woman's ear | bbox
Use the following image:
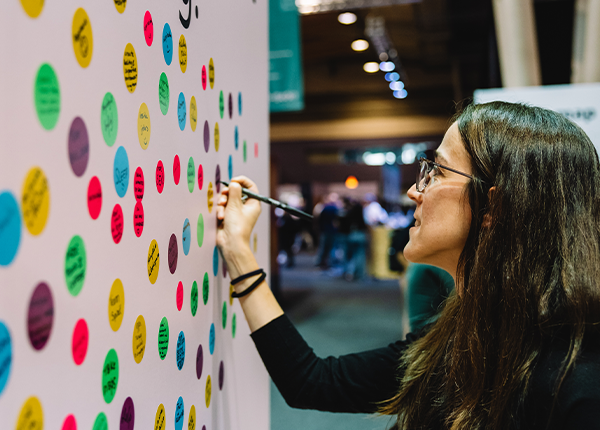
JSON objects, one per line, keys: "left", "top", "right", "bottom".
{"left": 482, "top": 186, "right": 496, "bottom": 228}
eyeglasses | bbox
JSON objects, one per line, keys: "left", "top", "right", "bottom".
{"left": 416, "top": 150, "right": 480, "bottom": 193}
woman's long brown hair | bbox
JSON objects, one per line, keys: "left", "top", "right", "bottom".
{"left": 380, "top": 102, "right": 600, "bottom": 429}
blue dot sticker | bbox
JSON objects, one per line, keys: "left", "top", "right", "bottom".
{"left": 174, "top": 396, "right": 184, "bottom": 430}
{"left": 176, "top": 331, "right": 185, "bottom": 370}
{"left": 209, "top": 323, "right": 215, "bottom": 355}
{"left": 212, "top": 246, "right": 218, "bottom": 277}
{"left": 182, "top": 218, "right": 191, "bottom": 256}
{"left": 177, "top": 92, "right": 186, "bottom": 131}
{"left": 234, "top": 126, "right": 239, "bottom": 150}
{"left": 0, "top": 321, "right": 12, "bottom": 395}
{"left": 228, "top": 155, "right": 233, "bottom": 181}
{"left": 238, "top": 92, "right": 242, "bottom": 116}
{"left": 0, "top": 191, "right": 22, "bottom": 266}
{"left": 162, "top": 23, "right": 173, "bottom": 66}
{"left": 113, "top": 146, "right": 129, "bottom": 198}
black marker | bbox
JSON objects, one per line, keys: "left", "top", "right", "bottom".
{"left": 220, "top": 181, "right": 313, "bottom": 221}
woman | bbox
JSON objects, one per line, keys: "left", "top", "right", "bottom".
{"left": 216, "top": 101, "right": 600, "bottom": 429}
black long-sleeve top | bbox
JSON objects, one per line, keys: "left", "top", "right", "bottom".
{"left": 251, "top": 314, "right": 600, "bottom": 429}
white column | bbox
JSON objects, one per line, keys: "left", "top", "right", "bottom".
{"left": 572, "top": 0, "right": 600, "bottom": 83}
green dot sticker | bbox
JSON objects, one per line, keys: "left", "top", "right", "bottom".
{"left": 232, "top": 313, "right": 237, "bottom": 338}
{"left": 65, "top": 235, "right": 87, "bottom": 296}
{"left": 158, "top": 316, "right": 169, "bottom": 360}
{"left": 191, "top": 281, "right": 198, "bottom": 316}
{"left": 187, "top": 157, "right": 195, "bottom": 193}
{"left": 159, "top": 72, "right": 169, "bottom": 115}
{"left": 196, "top": 213, "right": 204, "bottom": 247}
{"left": 93, "top": 412, "right": 108, "bottom": 430}
{"left": 243, "top": 140, "right": 247, "bottom": 162}
{"left": 202, "top": 272, "right": 209, "bottom": 305}
{"left": 101, "top": 92, "right": 118, "bottom": 147}
{"left": 219, "top": 91, "right": 224, "bottom": 119}
{"left": 222, "top": 302, "right": 227, "bottom": 329}
{"left": 102, "top": 348, "right": 119, "bottom": 404}
{"left": 35, "top": 63, "right": 61, "bottom": 130}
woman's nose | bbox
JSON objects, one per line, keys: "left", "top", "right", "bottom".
{"left": 407, "top": 183, "right": 421, "bottom": 203}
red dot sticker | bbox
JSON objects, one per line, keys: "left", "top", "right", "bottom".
{"left": 134, "top": 167, "right": 144, "bottom": 201}
{"left": 134, "top": 201, "right": 144, "bottom": 237}
{"left": 254, "top": 143, "right": 259, "bottom": 158}
{"left": 173, "top": 155, "right": 181, "bottom": 185}
{"left": 156, "top": 160, "right": 165, "bottom": 194}
{"left": 111, "top": 204, "right": 124, "bottom": 244}
{"left": 143, "top": 11, "right": 153, "bottom": 46}
{"left": 72, "top": 318, "right": 89, "bottom": 365}
{"left": 201, "top": 65, "right": 207, "bottom": 90}
{"left": 61, "top": 414, "right": 77, "bottom": 430}
{"left": 87, "top": 176, "right": 102, "bottom": 220}
{"left": 176, "top": 281, "right": 183, "bottom": 311}
{"left": 197, "top": 164, "right": 203, "bottom": 190}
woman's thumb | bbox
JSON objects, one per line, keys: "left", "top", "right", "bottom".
{"left": 227, "top": 182, "right": 244, "bottom": 209}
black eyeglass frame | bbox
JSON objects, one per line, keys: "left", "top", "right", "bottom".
{"left": 416, "top": 153, "right": 488, "bottom": 193}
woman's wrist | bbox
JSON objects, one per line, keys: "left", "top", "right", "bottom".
{"left": 223, "top": 245, "right": 258, "bottom": 280}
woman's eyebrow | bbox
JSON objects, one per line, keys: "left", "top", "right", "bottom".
{"left": 434, "top": 150, "right": 449, "bottom": 165}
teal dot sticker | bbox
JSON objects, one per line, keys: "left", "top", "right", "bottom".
{"left": 232, "top": 313, "right": 237, "bottom": 338}
{"left": 159, "top": 72, "right": 170, "bottom": 115}
{"left": 182, "top": 218, "right": 191, "bottom": 255}
{"left": 191, "top": 281, "right": 198, "bottom": 316}
{"left": 202, "top": 272, "right": 209, "bottom": 305}
{"left": 196, "top": 213, "right": 204, "bottom": 247}
{"left": 209, "top": 323, "right": 215, "bottom": 355}
{"left": 35, "top": 63, "right": 61, "bottom": 130}
{"left": 175, "top": 396, "right": 184, "bottom": 430}
{"left": 222, "top": 302, "right": 227, "bottom": 329}
{"left": 92, "top": 412, "right": 108, "bottom": 430}
{"left": 102, "top": 348, "right": 119, "bottom": 404}
{"left": 65, "top": 235, "right": 86, "bottom": 296}
{"left": 238, "top": 92, "right": 242, "bottom": 116}
{"left": 234, "top": 126, "right": 239, "bottom": 150}
{"left": 212, "top": 246, "right": 218, "bottom": 276}
{"left": 162, "top": 23, "right": 173, "bottom": 65}
{"left": 228, "top": 155, "right": 233, "bottom": 181}
{"left": 219, "top": 90, "right": 224, "bottom": 119}
{"left": 243, "top": 140, "right": 247, "bottom": 162}
{"left": 158, "top": 316, "right": 169, "bottom": 360}
{"left": 176, "top": 331, "right": 185, "bottom": 370}
{"left": 0, "top": 191, "right": 22, "bottom": 266}
{"left": 113, "top": 146, "right": 129, "bottom": 198}
{"left": 101, "top": 92, "right": 118, "bottom": 147}
{"left": 177, "top": 92, "right": 186, "bottom": 131}
{"left": 0, "top": 321, "right": 12, "bottom": 395}
{"left": 187, "top": 157, "right": 195, "bottom": 193}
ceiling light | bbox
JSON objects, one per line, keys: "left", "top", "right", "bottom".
{"left": 363, "top": 152, "right": 386, "bottom": 166}
{"left": 385, "top": 72, "right": 400, "bottom": 82}
{"left": 363, "top": 62, "right": 379, "bottom": 73}
{"left": 379, "top": 61, "right": 395, "bottom": 72}
{"left": 401, "top": 148, "right": 417, "bottom": 164}
{"left": 385, "top": 152, "right": 396, "bottom": 164}
{"left": 351, "top": 39, "right": 369, "bottom": 51}
{"left": 379, "top": 52, "right": 389, "bottom": 61}
{"left": 345, "top": 176, "right": 359, "bottom": 189}
{"left": 338, "top": 12, "right": 357, "bottom": 25}
{"left": 393, "top": 89, "right": 408, "bottom": 99}
{"left": 389, "top": 81, "right": 405, "bottom": 91}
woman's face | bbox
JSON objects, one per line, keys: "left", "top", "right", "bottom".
{"left": 404, "top": 123, "right": 472, "bottom": 280}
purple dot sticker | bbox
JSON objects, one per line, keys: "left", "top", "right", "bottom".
{"left": 87, "top": 176, "right": 102, "bottom": 220}
{"left": 144, "top": 11, "right": 153, "bottom": 46}
{"left": 176, "top": 281, "right": 183, "bottom": 311}
{"left": 156, "top": 160, "right": 165, "bottom": 194}
{"left": 133, "top": 201, "right": 144, "bottom": 237}
{"left": 201, "top": 65, "right": 207, "bottom": 90}
{"left": 197, "top": 165, "right": 203, "bottom": 190}
{"left": 111, "top": 204, "right": 124, "bottom": 244}
{"left": 27, "top": 282, "right": 54, "bottom": 350}
{"left": 120, "top": 397, "right": 135, "bottom": 430}
{"left": 168, "top": 233, "right": 178, "bottom": 274}
{"left": 134, "top": 167, "right": 144, "bottom": 201}
{"left": 0, "top": 191, "right": 22, "bottom": 266}
{"left": 228, "top": 93, "right": 233, "bottom": 119}
{"left": 173, "top": 155, "right": 181, "bottom": 185}
{"left": 176, "top": 331, "right": 185, "bottom": 370}
{"left": 203, "top": 121, "right": 209, "bottom": 152}
{"left": 215, "top": 165, "right": 221, "bottom": 193}
{"left": 219, "top": 360, "right": 224, "bottom": 390}
{"left": 195, "top": 344, "right": 203, "bottom": 379}
{"left": 0, "top": 322, "right": 11, "bottom": 395}
{"left": 72, "top": 318, "right": 89, "bottom": 365}
{"left": 68, "top": 117, "right": 89, "bottom": 177}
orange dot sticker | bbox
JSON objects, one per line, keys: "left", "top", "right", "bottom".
{"left": 205, "top": 375, "right": 212, "bottom": 407}
{"left": 20, "top": 0, "right": 44, "bottom": 18}
{"left": 209, "top": 58, "right": 215, "bottom": 89}
{"left": 72, "top": 8, "right": 93, "bottom": 68}
{"left": 22, "top": 167, "right": 50, "bottom": 236}
{"left": 114, "top": 0, "right": 126, "bottom": 14}
{"left": 16, "top": 397, "right": 43, "bottom": 430}
{"left": 132, "top": 315, "right": 147, "bottom": 364}
{"left": 179, "top": 35, "right": 187, "bottom": 73}
{"left": 214, "top": 123, "right": 220, "bottom": 152}
{"left": 138, "top": 103, "right": 151, "bottom": 149}
{"left": 123, "top": 43, "right": 138, "bottom": 93}
{"left": 148, "top": 239, "right": 160, "bottom": 284}
{"left": 207, "top": 182, "right": 213, "bottom": 213}
{"left": 190, "top": 96, "right": 197, "bottom": 131}
{"left": 108, "top": 278, "right": 125, "bottom": 331}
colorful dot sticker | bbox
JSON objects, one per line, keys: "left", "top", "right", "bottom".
{"left": 159, "top": 72, "right": 170, "bottom": 115}
{"left": 191, "top": 281, "right": 198, "bottom": 316}
{"left": 229, "top": 285, "right": 234, "bottom": 306}
{"left": 68, "top": 117, "right": 89, "bottom": 177}
{"left": 212, "top": 246, "right": 218, "bottom": 276}
{"left": 120, "top": 397, "right": 135, "bottom": 430}
{"left": 20, "top": 0, "right": 44, "bottom": 18}
{"left": 108, "top": 278, "right": 125, "bottom": 332}
{"left": 22, "top": 167, "right": 50, "bottom": 236}
{"left": 215, "top": 165, "right": 221, "bottom": 193}
{"left": 34, "top": 63, "right": 61, "bottom": 130}
{"left": 123, "top": 43, "right": 138, "bottom": 93}
{"left": 65, "top": 235, "right": 87, "bottom": 296}
{"left": 185, "top": 157, "right": 195, "bottom": 193}
{"left": 205, "top": 375, "right": 212, "bottom": 407}
{"left": 219, "top": 91, "right": 224, "bottom": 119}
{"left": 134, "top": 167, "right": 144, "bottom": 201}
{"left": 93, "top": 412, "right": 108, "bottom": 430}
{"left": 238, "top": 92, "right": 242, "bottom": 115}
{"left": 190, "top": 96, "right": 197, "bottom": 131}
{"left": 222, "top": 301, "right": 227, "bottom": 329}
{"left": 138, "top": 103, "right": 151, "bottom": 149}
{"left": 243, "top": 140, "right": 247, "bottom": 162}
{"left": 178, "top": 92, "right": 186, "bottom": 131}
{"left": 202, "top": 272, "right": 209, "bottom": 305}
{"left": 0, "top": 191, "right": 21, "bottom": 266}
{"left": 168, "top": 233, "right": 178, "bottom": 274}
{"left": 234, "top": 126, "right": 239, "bottom": 149}
{"left": 255, "top": 142, "right": 259, "bottom": 158}
{"left": 214, "top": 123, "right": 220, "bottom": 151}
{"left": 144, "top": 11, "right": 154, "bottom": 46}
{"left": 16, "top": 397, "right": 43, "bottom": 430}
{"left": 228, "top": 155, "right": 233, "bottom": 180}
{"left": 176, "top": 281, "right": 183, "bottom": 311}
{"left": 219, "top": 360, "right": 225, "bottom": 390}
{"left": 156, "top": 160, "right": 165, "bottom": 194}
{"left": 114, "top": 0, "right": 126, "bottom": 13}
{"left": 155, "top": 404, "right": 166, "bottom": 430}
{"left": 162, "top": 24, "right": 173, "bottom": 66}
{"left": 175, "top": 397, "right": 184, "bottom": 430}
{"left": 182, "top": 218, "right": 191, "bottom": 255}
{"left": 253, "top": 233, "right": 258, "bottom": 253}
{"left": 195, "top": 344, "right": 203, "bottom": 379}
{"left": 0, "top": 322, "right": 12, "bottom": 395}
{"left": 203, "top": 121, "right": 210, "bottom": 152}
{"left": 179, "top": 35, "right": 188, "bottom": 73}
{"left": 176, "top": 331, "right": 185, "bottom": 370}
{"left": 72, "top": 318, "right": 89, "bottom": 365}
{"left": 209, "top": 323, "right": 215, "bottom": 355}
{"left": 72, "top": 8, "right": 93, "bottom": 68}
{"left": 134, "top": 201, "right": 144, "bottom": 237}
{"left": 173, "top": 155, "right": 181, "bottom": 185}
{"left": 158, "top": 317, "right": 169, "bottom": 360}
{"left": 111, "top": 204, "right": 124, "bottom": 244}
{"left": 228, "top": 93, "right": 233, "bottom": 119}
{"left": 148, "top": 239, "right": 160, "bottom": 284}
{"left": 113, "top": 146, "right": 129, "bottom": 198}
{"left": 196, "top": 213, "right": 204, "bottom": 247}
{"left": 87, "top": 176, "right": 102, "bottom": 221}
{"left": 102, "top": 348, "right": 119, "bottom": 404}
{"left": 132, "top": 315, "right": 147, "bottom": 364}
{"left": 232, "top": 313, "right": 237, "bottom": 338}
{"left": 207, "top": 182, "right": 213, "bottom": 213}
{"left": 27, "top": 282, "right": 54, "bottom": 350}
{"left": 188, "top": 404, "right": 196, "bottom": 430}
{"left": 197, "top": 164, "right": 204, "bottom": 190}
{"left": 61, "top": 414, "right": 77, "bottom": 430}
{"left": 101, "top": 92, "right": 118, "bottom": 147}
{"left": 208, "top": 58, "right": 215, "bottom": 89}
{"left": 201, "top": 65, "right": 207, "bottom": 90}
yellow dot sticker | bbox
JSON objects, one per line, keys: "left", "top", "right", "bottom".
{"left": 209, "top": 58, "right": 215, "bottom": 89}
{"left": 205, "top": 375, "right": 212, "bottom": 408}
{"left": 108, "top": 279, "right": 125, "bottom": 332}
{"left": 22, "top": 167, "right": 50, "bottom": 236}
{"left": 179, "top": 35, "right": 188, "bottom": 73}
{"left": 138, "top": 103, "right": 151, "bottom": 150}
{"left": 214, "top": 122, "right": 220, "bottom": 152}
{"left": 114, "top": 0, "right": 126, "bottom": 14}
{"left": 148, "top": 239, "right": 160, "bottom": 284}
{"left": 132, "top": 314, "right": 147, "bottom": 364}
{"left": 123, "top": 43, "right": 138, "bottom": 93}
{"left": 16, "top": 396, "right": 43, "bottom": 430}
{"left": 229, "top": 284, "right": 234, "bottom": 306}
{"left": 190, "top": 96, "right": 197, "bottom": 132}
{"left": 253, "top": 233, "right": 258, "bottom": 253}
{"left": 207, "top": 182, "right": 213, "bottom": 213}
{"left": 20, "top": 0, "right": 44, "bottom": 18}
{"left": 154, "top": 403, "right": 166, "bottom": 430}
{"left": 72, "top": 8, "right": 93, "bottom": 68}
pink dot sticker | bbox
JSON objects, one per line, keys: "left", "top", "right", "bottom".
{"left": 134, "top": 201, "right": 144, "bottom": 237}
{"left": 143, "top": 11, "right": 153, "bottom": 46}
{"left": 176, "top": 281, "right": 183, "bottom": 311}
{"left": 72, "top": 318, "right": 89, "bottom": 365}
{"left": 202, "top": 65, "right": 207, "bottom": 90}
{"left": 111, "top": 204, "right": 124, "bottom": 244}
{"left": 173, "top": 155, "right": 181, "bottom": 185}
{"left": 254, "top": 143, "right": 259, "bottom": 158}
{"left": 61, "top": 414, "right": 77, "bottom": 430}
{"left": 198, "top": 164, "right": 203, "bottom": 190}
{"left": 87, "top": 176, "right": 102, "bottom": 220}
{"left": 134, "top": 167, "right": 144, "bottom": 201}
{"left": 156, "top": 160, "right": 165, "bottom": 194}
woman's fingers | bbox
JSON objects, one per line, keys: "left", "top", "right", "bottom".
{"left": 231, "top": 175, "right": 259, "bottom": 194}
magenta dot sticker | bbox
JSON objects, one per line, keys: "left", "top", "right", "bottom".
{"left": 143, "top": 11, "right": 153, "bottom": 46}
{"left": 203, "top": 121, "right": 209, "bottom": 152}
{"left": 72, "top": 318, "right": 89, "bottom": 365}
{"left": 176, "top": 281, "right": 183, "bottom": 311}
{"left": 61, "top": 414, "right": 77, "bottom": 430}
{"left": 156, "top": 160, "right": 165, "bottom": 194}
{"left": 133, "top": 201, "right": 144, "bottom": 237}
{"left": 168, "top": 233, "right": 178, "bottom": 274}
{"left": 173, "top": 155, "right": 181, "bottom": 185}
{"left": 111, "top": 204, "right": 124, "bottom": 244}
{"left": 254, "top": 143, "right": 259, "bottom": 158}
{"left": 201, "top": 65, "right": 207, "bottom": 90}
{"left": 134, "top": 167, "right": 144, "bottom": 201}
{"left": 87, "top": 176, "right": 102, "bottom": 220}
{"left": 120, "top": 397, "right": 135, "bottom": 430}
{"left": 27, "top": 282, "right": 54, "bottom": 350}
{"left": 215, "top": 165, "right": 221, "bottom": 193}
{"left": 197, "top": 164, "right": 203, "bottom": 190}
{"left": 219, "top": 360, "right": 224, "bottom": 390}
{"left": 196, "top": 344, "right": 203, "bottom": 379}
{"left": 68, "top": 116, "right": 89, "bottom": 177}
